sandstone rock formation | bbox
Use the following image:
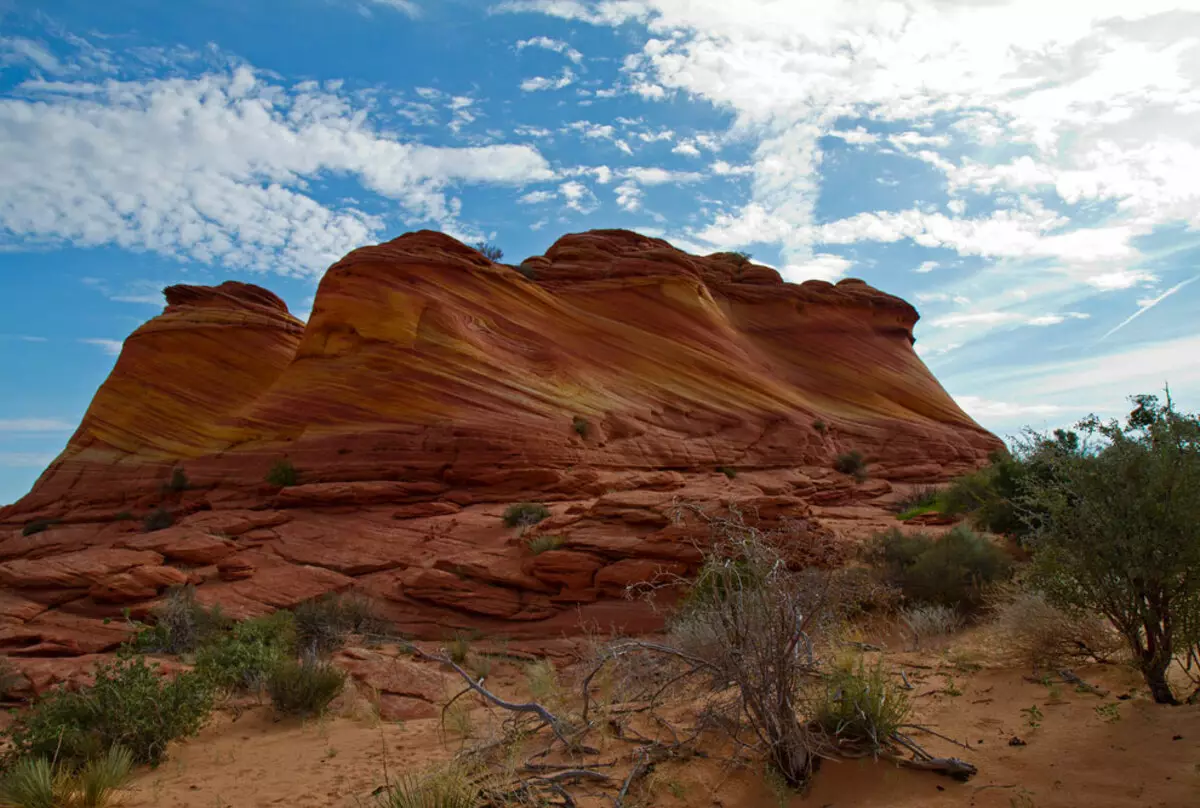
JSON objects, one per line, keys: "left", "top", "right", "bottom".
{"left": 0, "top": 229, "right": 1000, "bottom": 689}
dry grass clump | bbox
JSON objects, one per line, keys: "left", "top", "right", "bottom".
{"left": 900, "top": 604, "right": 964, "bottom": 650}
{"left": 990, "top": 587, "right": 1121, "bottom": 669}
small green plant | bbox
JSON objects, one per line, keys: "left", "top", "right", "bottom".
{"left": 473, "top": 241, "right": 503, "bottom": 262}
{"left": 1021, "top": 704, "right": 1043, "bottom": 730}
{"left": 895, "top": 485, "right": 943, "bottom": 520}
{"left": 571, "top": 415, "right": 590, "bottom": 438}
{"left": 3, "top": 656, "right": 213, "bottom": 767}
{"left": 293, "top": 593, "right": 384, "bottom": 656}
{"left": 943, "top": 676, "right": 962, "bottom": 697}
{"left": 814, "top": 658, "right": 910, "bottom": 751}
{"left": 812, "top": 419, "right": 827, "bottom": 435}
{"left": 130, "top": 586, "right": 229, "bottom": 655}
{"left": 447, "top": 632, "right": 472, "bottom": 666}
{"left": 375, "top": 762, "right": 479, "bottom": 808}
{"left": 525, "top": 659, "right": 559, "bottom": 706}
{"left": 266, "top": 656, "right": 345, "bottom": 717}
{"left": 141, "top": 507, "right": 173, "bottom": 533}
{"left": 833, "top": 450, "right": 867, "bottom": 481}
{"left": 20, "top": 518, "right": 60, "bottom": 537}
{"left": 526, "top": 534, "right": 564, "bottom": 555}
{"left": 266, "top": 458, "right": 298, "bottom": 488}
{"left": 0, "top": 744, "right": 133, "bottom": 808}
{"left": 1094, "top": 703, "right": 1120, "bottom": 723}
{"left": 501, "top": 502, "right": 550, "bottom": 529}
{"left": 162, "top": 467, "right": 189, "bottom": 494}
{"left": 194, "top": 611, "right": 296, "bottom": 692}
{"left": 715, "top": 466, "right": 737, "bottom": 479}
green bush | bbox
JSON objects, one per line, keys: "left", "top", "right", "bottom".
{"left": 0, "top": 744, "right": 133, "bottom": 808}
{"left": 833, "top": 450, "right": 867, "bottom": 481}
{"left": 266, "top": 657, "right": 345, "bottom": 717}
{"left": 20, "top": 518, "right": 60, "bottom": 537}
{"left": 3, "top": 656, "right": 213, "bottom": 768}
{"left": 867, "top": 526, "right": 1011, "bottom": 613}
{"left": 812, "top": 419, "right": 827, "bottom": 435}
{"left": 894, "top": 485, "right": 942, "bottom": 521}
{"left": 715, "top": 466, "right": 737, "bottom": 479}
{"left": 814, "top": 658, "right": 909, "bottom": 751}
{"left": 526, "top": 534, "right": 564, "bottom": 555}
{"left": 572, "top": 415, "right": 590, "bottom": 438}
{"left": 194, "top": 611, "right": 296, "bottom": 692}
{"left": 1025, "top": 393, "right": 1200, "bottom": 704}
{"left": 141, "top": 507, "right": 173, "bottom": 533}
{"left": 266, "top": 459, "right": 298, "bottom": 488}
{"left": 473, "top": 241, "right": 503, "bottom": 262}
{"left": 130, "top": 586, "right": 228, "bottom": 655}
{"left": 293, "top": 593, "right": 384, "bottom": 657}
{"left": 501, "top": 502, "right": 550, "bottom": 529}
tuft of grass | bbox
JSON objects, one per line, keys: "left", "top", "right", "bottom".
{"left": 895, "top": 485, "right": 943, "bottom": 520}
{"left": 833, "top": 450, "right": 867, "bottom": 481}
{"left": 20, "top": 518, "right": 60, "bottom": 537}
{"left": 990, "top": 587, "right": 1120, "bottom": 668}
{"left": 814, "top": 658, "right": 910, "bottom": 752}
{"left": 130, "top": 585, "right": 229, "bottom": 655}
{"left": 501, "top": 502, "right": 550, "bottom": 529}
{"left": 526, "top": 534, "right": 564, "bottom": 555}
{"left": 141, "top": 507, "right": 173, "bottom": 533}
{"left": 293, "top": 593, "right": 385, "bottom": 657}
{"left": 0, "top": 749, "right": 131, "bottom": 808}
{"left": 375, "top": 762, "right": 478, "bottom": 808}
{"left": 572, "top": 415, "right": 590, "bottom": 438}
{"left": 715, "top": 466, "right": 737, "bottom": 480}
{"left": 446, "top": 632, "right": 472, "bottom": 665}
{"left": 266, "top": 656, "right": 345, "bottom": 718}
{"left": 900, "top": 604, "right": 963, "bottom": 649}
{"left": 265, "top": 459, "right": 299, "bottom": 488}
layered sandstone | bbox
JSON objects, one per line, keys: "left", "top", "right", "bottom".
{"left": 0, "top": 229, "right": 999, "bottom": 690}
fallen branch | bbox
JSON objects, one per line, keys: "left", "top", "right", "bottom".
{"left": 1058, "top": 669, "right": 1109, "bottom": 698}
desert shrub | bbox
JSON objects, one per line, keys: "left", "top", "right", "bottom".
{"left": 3, "top": 655, "right": 213, "bottom": 767}
{"left": 900, "top": 604, "right": 963, "bottom": 649}
{"left": 833, "top": 450, "right": 867, "bottom": 481}
{"left": 194, "top": 611, "right": 296, "bottom": 692}
{"left": 375, "top": 762, "right": 479, "bottom": 808}
{"left": 668, "top": 511, "right": 834, "bottom": 787}
{"left": 894, "top": 485, "right": 942, "bottom": 520}
{"left": 265, "top": 459, "right": 298, "bottom": 488}
{"left": 473, "top": 241, "right": 503, "bottom": 262}
{"left": 572, "top": 415, "right": 590, "bottom": 438}
{"left": 446, "top": 632, "right": 472, "bottom": 665}
{"left": 0, "top": 655, "right": 23, "bottom": 698}
{"left": 515, "top": 264, "right": 537, "bottom": 280}
{"left": 131, "top": 586, "right": 228, "bottom": 655}
{"left": 293, "top": 593, "right": 385, "bottom": 657}
{"left": 20, "top": 518, "right": 59, "bottom": 537}
{"left": 715, "top": 465, "right": 737, "bottom": 479}
{"left": 266, "top": 656, "right": 345, "bottom": 717}
{"left": 526, "top": 534, "right": 564, "bottom": 555}
{"left": 501, "top": 502, "right": 550, "bottom": 529}
{"left": 141, "top": 507, "right": 173, "bottom": 533}
{"left": 814, "top": 658, "right": 909, "bottom": 751}
{"left": 990, "top": 587, "right": 1119, "bottom": 669}
{"left": 867, "top": 526, "right": 1011, "bottom": 613}
{"left": 812, "top": 419, "right": 827, "bottom": 435}
{"left": 162, "top": 467, "right": 189, "bottom": 494}
{"left": 113, "top": 511, "right": 133, "bottom": 522}
{"left": 1023, "top": 393, "right": 1200, "bottom": 703}
{"left": 0, "top": 745, "right": 133, "bottom": 808}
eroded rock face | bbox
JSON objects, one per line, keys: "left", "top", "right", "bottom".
{"left": 0, "top": 229, "right": 999, "bottom": 675}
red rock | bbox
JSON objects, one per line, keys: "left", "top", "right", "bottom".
{"left": 594, "top": 559, "right": 689, "bottom": 598}
{"left": 89, "top": 564, "right": 189, "bottom": 603}
{"left": 216, "top": 556, "right": 255, "bottom": 581}
{"left": 0, "top": 548, "right": 163, "bottom": 589}
{"left": 522, "top": 549, "right": 605, "bottom": 591}
{"left": 399, "top": 568, "right": 555, "bottom": 620}
{"left": 179, "top": 510, "right": 291, "bottom": 536}
{"left": 336, "top": 647, "right": 452, "bottom": 719}
{"left": 393, "top": 502, "right": 461, "bottom": 519}
{"left": 0, "top": 612, "right": 134, "bottom": 656}
{"left": 191, "top": 565, "right": 354, "bottom": 619}
{"left": 120, "top": 528, "right": 236, "bottom": 565}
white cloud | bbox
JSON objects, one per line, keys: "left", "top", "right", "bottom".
{"left": 520, "top": 67, "right": 576, "bottom": 91}
{"left": 828, "top": 127, "right": 877, "bottom": 145}
{"left": 672, "top": 140, "right": 701, "bottom": 157}
{"left": 620, "top": 166, "right": 702, "bottom": 185}
{"left": 80, "top": 338, "right": 123, "bottom": 355}
{"left": 514, "top": 125, "right": 553, "bottom": 137}
{"left": 615, "top": 180, "right": 642, "bottom": 211}
{"left": 780, "top": 254, "right": 852, "bottom": 283}
{"left": 0, "top": 65, "right": 554, "bottom": 275}
{"left": 953, "top": 395, "right": 1079, "bottom": 420}
{"left": 370, "top": 0, "right": 421, "bottom": 15}
{"left": 0, "top": 418, "right": 75, "bottom": 432}
{"left": 914, "top": 260, "right": 939, "bottom": 273}
{"left": 0, "top": 37, "right": 64, "bottom": 73}
{"left": 711, "top": 160, "right": 753, "bottom": 176}
{"left": 491, "top": 0, "right": 647, "bottom": 25}
{"left": 0, "top": 452, "right": 56, "bottom": 468}
{"left": 559, "top": 180, "right": 599, "bottom": 213}
{"left": 519, "top": 189, "right": 556, "bottom": 204}
{"left": 516, "top": 36, "right": 584, "bottom": 64}
{"left": 1101, "top": 274, "right": 1200, "bottom": 339}
{"left": 929, "top": 310, "right": 1089, "bottom": 329}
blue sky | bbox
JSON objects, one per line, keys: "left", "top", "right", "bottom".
{"left": 3, "top": 0, "right": 1200, "bottom": 504}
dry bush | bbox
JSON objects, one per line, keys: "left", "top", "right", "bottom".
{"left": 991, "top": 587, "right": 1121, "bottom": 669}
{"left": 901, "top": 604, "right": 964, "bottom": 650}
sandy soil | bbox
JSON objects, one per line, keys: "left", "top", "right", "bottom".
{"left": 120, "top": 635, "right": 1200, "bottom": 808}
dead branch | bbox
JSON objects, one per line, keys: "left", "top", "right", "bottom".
{"left": 1058, "top": 668, "right": 1109, "bottom": 697}
{"left": 900, "top": 724, "right": 973, "bottom": 751}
